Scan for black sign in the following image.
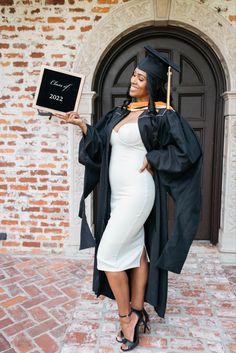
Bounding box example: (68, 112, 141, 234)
(33, 66, 85, 116)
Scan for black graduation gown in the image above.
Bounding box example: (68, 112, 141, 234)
(78, 106, 202, 318)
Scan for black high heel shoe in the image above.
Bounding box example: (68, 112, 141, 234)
(132, 307, 150, 334)
(120, 310, 142, 352)
(116, 307, 150, 343)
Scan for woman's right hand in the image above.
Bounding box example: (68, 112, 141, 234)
(64, 111, 87, 135)
(54, 111, 87, 135)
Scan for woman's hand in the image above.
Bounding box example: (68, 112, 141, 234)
(139, 157, 154, 176)
(54, 111, 87, 135)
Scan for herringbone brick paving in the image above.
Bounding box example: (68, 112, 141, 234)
(0, 243, 235, 353)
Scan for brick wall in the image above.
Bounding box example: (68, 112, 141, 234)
(0, 0, 235, 255)
(0, 0, 128, 254)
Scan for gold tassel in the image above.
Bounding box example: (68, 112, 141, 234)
(166, 66, 172, 110)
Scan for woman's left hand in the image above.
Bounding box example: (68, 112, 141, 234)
(139, 157, 154, 176)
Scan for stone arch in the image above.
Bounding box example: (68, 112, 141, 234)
(75, 0, 235, 91)
(65, 0, 236, 260)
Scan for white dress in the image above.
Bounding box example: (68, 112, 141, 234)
(97, 122, 155, 271)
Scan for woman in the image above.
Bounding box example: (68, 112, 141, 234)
(63, 46, 202, 351)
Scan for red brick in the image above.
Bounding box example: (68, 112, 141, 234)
(22, 207, 40, 212)
(52, 185, 69, 191)
(186, 307, 213, 316)
(0, 307, 6, 319)
(0, 161, 15, 167)
(43, 296, 69, 309)
(4, 53, 23, 58)
(2, 241, 21, 247)
(1, 220, 18, 225)
(170, 338, 205, 351)
(41, 25, 53, 32)
(80, 25, 92, 32)
(0, 43, 9, 48)
(139, 336, 167, 348)
(28, 319, 58, 337)
(30, 228, 44, 233)
(17, 25, 35, 31)
(45, 228, 62, 234)
(0, 317, 13, 329)
(11, 332, 35, 353)
(46, 35, 65, 40)
(229, 15, 236, 21)
(0, 62, 11, 67)
(0, 184, 7, 190)
(22, 242, 40, 248)
(50, 323, 68, 338)
(9, 125, 27, 132)
(13, 62, 28, 67)
(72, 16, 90, 21)
(13, 43, 27, 49)
(53, 61, 67, 67)
(7, 306, 28, 321)
(46, 0, 64, 3)
(65, 331, 97, 345)
(41, 285, 62, 297)
(22, 285, 41, 297)
(48, 17, 65, 23)
(29, 306, 50, 322)
(220, 319, 236, 329)
(24, 16, 44, 22)
(0, 25, 15, 31)
(10, 185, 28, 190)
(35, 334, 58, 353)
(1, 296, 27, 308)
(95, 15, 102, 21)
(68, 7, 84, 12)
(22, 295, 47, 309)
(4, 319, 34, 336)
(61, 286, 79, 299)
(19, 178, 37, 183)
(39, 163, 56, 168)
(0, 148, 15, 154)
(92, 6, 110, 13)
(0, 293, 9, 302)
(42, 207, 60, 213)
(0, 333, 10, 350)
(31, 170, 49, 176)
(41, 148, 57, 153)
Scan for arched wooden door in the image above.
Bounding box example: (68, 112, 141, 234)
(93, 27, 225, 243)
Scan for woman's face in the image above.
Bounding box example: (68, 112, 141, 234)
(129, 68, 149, 101)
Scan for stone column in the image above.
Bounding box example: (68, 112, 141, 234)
(219, 91, 236, 263)
(64, 91, 96, 256)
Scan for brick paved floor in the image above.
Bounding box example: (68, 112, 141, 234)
(0, 243, 235, 353)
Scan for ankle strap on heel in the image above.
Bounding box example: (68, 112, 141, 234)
(131, 307, 142, 315)
(119, 310, 132, 318)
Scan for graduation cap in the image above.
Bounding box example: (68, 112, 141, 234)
(138, 45, 180, 81)
(138, 45, 180, 112)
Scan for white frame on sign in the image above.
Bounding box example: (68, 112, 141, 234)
(33, 65, 85, 116)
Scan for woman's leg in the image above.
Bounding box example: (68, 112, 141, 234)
(105, 271, 140, 349)
(130, 248, 148, 310)
(105, 271, 130, 315)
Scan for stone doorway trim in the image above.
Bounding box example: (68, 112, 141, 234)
(64, 0, 236, 261)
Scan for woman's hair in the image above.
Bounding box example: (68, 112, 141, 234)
(121, 75, 173, 110)
(121, 83, 132, 109)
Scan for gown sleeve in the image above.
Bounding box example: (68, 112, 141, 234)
(78, 109, 114, 250)
(146, 109, 203, 274)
